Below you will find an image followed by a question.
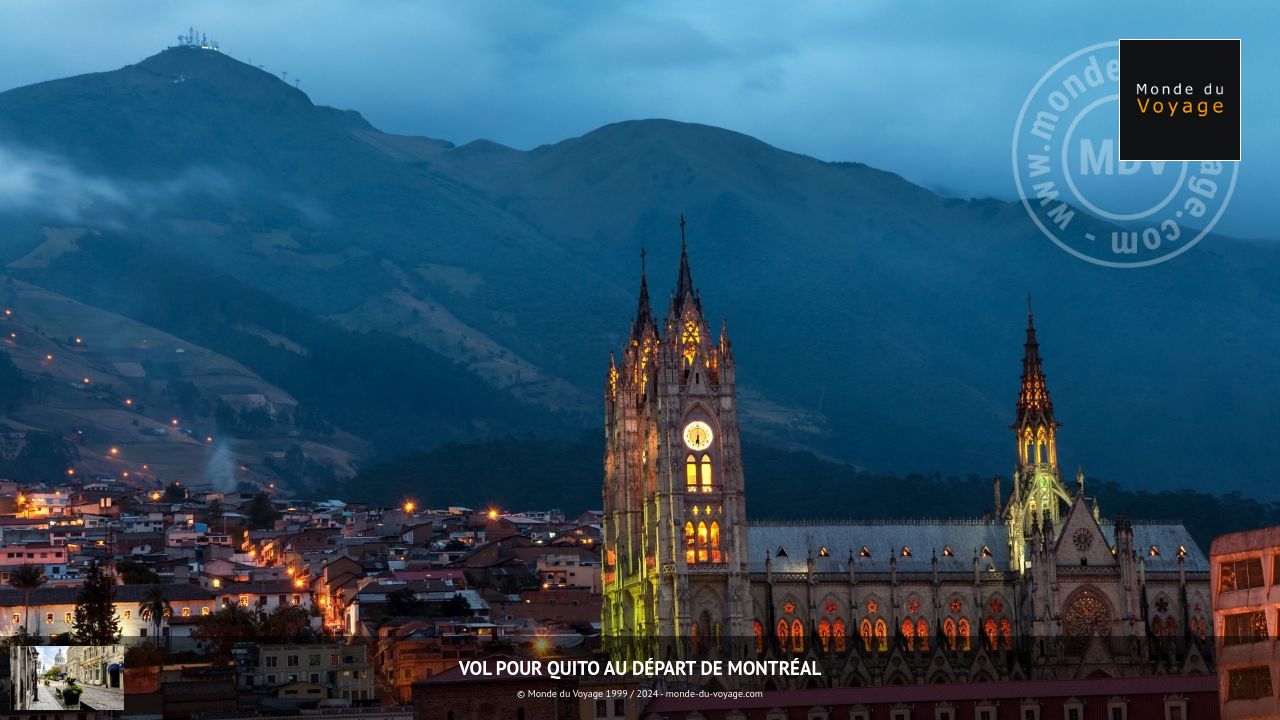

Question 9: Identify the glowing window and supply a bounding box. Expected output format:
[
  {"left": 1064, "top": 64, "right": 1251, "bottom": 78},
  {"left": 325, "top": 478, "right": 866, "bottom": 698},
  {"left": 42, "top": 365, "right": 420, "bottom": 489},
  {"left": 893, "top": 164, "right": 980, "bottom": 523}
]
[
  {"left": 944, "top": 617, "right": 957, "bottom": 651},
  {"left": 833, "top": 618, "right": 846, "bottom": 652},
  {"left": 902, "top": 619, "right": 916, "bottom": 651},
  {"left": 859, "top": 546, "right": 871, "bottom": 558},
  {"left": 791, "top": 618, "right": 804, "bottom": 652},
  {"left": 984, "top": 618, "right": 998, "bottom": 650},
  {"left": 777, "top": 619, "right": 789, "bottom": 645},
  {"left": 818, "top": 619, "right": 831, "bottom": 652},
  {"left": 874, "top": 618, "right": 888, "bottom": 652},
  {"left": 685, "top": 455, "right": 697, "bottom": 491},
  {"left": 684, "top": 522, "right": 696, "bottom": 564},
  {"left": 696, "top": 522, "right": 709, "bottom": 562},
  {"left": 917, "top": 618, "right": 929, "bottom": 652},
  {"left": 1000, "top": 617, "right": 1013, "bottom": 649},
  {"left": 754, "top": 620, "right": 763, "bottom": 654},
  {"left": 700, "top": 455, "right": 713, "bottom": 491},
  {"left": 859, "top": 619, "right": 873, "bottom": 652},
  {"left": 958, "top": 618, "right": 971, "bottom": 651},
  {"left": 182, "top": 607, "right": 191, "bottom": 617},
  {"left": 709, "top": 522, "right": 722, "bottom": 563}
]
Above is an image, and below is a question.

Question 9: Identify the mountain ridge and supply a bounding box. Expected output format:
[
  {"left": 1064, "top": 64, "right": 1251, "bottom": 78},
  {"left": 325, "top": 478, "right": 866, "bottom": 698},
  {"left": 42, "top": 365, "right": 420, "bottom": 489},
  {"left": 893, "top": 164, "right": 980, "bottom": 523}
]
[{"left": 1, "top": 46, "right": 1277, "bottom": 498}]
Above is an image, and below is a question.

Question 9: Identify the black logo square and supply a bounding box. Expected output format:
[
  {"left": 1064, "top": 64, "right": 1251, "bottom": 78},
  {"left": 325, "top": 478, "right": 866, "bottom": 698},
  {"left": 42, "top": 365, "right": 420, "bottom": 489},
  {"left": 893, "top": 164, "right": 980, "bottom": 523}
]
[{"left": 1119, "top": 39, "right": 1240, "bottom": 161}]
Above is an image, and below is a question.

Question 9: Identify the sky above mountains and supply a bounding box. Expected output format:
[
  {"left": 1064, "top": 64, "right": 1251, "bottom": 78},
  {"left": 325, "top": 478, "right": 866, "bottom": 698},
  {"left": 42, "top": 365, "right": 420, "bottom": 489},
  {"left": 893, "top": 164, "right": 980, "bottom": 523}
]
[{"left": 0, "top": 1, "right": 1272, "bottom": 238}]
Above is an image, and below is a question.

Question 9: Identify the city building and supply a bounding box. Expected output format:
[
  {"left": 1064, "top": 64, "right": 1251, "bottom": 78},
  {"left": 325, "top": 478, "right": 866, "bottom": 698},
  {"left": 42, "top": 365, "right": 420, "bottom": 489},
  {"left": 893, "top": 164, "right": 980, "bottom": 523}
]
[
  {"left": 239, "top": 643, "right": 375, "bottom": 703},
  {"left": 1210, "top": 526, "right": 1280, "bottom": 718},
  {"left": 64, "top": 645, "right": 124, "bottom": 689},
  {"left": 602, "top": 232, "right": 1213, "bottom": 684}
]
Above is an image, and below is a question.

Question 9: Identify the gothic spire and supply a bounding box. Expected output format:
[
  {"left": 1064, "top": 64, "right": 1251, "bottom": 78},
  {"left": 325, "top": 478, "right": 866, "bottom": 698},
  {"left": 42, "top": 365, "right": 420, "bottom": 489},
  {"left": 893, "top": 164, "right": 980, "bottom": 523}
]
[
  {"left": 631, "top": 247, "right": 655, "bottom": 339},
  {"left": 1015, "top": 296, "right": 1058, "bottom": 430},
  {"left": 669, "top": 214, "right": 701, "bottom": 320}
]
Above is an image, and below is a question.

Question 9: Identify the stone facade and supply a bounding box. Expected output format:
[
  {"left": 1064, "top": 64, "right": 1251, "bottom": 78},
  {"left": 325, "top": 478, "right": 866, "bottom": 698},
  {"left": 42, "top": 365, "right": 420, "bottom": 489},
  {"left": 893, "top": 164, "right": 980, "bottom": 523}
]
[{"left": 602, "top": 231, "right": 1212, "bottom": 686}]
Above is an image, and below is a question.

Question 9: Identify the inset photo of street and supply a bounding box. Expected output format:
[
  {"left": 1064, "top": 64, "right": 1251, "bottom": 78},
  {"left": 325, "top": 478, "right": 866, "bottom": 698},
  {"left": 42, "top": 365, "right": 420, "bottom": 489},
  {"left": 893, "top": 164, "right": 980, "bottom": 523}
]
[{"left": 7, "top": 645, "right": 124, "bottom": 712}]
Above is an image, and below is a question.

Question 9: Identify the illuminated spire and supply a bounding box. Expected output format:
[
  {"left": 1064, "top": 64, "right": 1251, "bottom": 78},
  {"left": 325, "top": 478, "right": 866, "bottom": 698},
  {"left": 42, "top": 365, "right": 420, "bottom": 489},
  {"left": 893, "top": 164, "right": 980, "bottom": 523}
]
[
  {"left": 631, "top": 247, "right": 655, "bottom": 339},
  {"left": 670, "top": 214, "right": 701, "bottom": 319},
  {"left": 1015, "top": 296, "right": 1058, "bottom": 430}
]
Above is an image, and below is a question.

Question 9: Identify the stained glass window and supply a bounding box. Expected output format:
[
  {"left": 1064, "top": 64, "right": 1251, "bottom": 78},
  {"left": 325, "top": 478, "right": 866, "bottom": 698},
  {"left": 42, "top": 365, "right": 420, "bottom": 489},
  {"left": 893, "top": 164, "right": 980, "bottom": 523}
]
[
  {"left": 902, "top": 619, "right": 916, "bottom": 651},
  {"left": 874, "top": 618, "right": 888, "bottom": 652},
  {"left": 709, "top": 522, "right": 721, "bottom": 563},
  {"left": 685, "top": 455, "right": 697, "bottom": 491},
  {"left": 833, "top": 619, "right": 846, "bottom": 652},
  {"left": 791, "top": 619, "right": 804, "bottom": 652},
  {"left": 1000, "top": 618, "right": 1013, "bottom": 650},
  {"left": 1064, "top": 589, "right": 1111, "bottom": 638},
  {"left": 754, "top": 620, "right": 763, "bottom": 654},
  {"left": 696, "top": 522, "right": 709, "bottom": 562},
  {"left": 700, "top": 455, "right": 713, "bottom": 492},
  {"left": 684, "top": 522, "right": 695, "bottom": 564},
  {"left": 824, "top": 599, "right": 838, "bottom": 615},
  {"left": 958, "top": 618, "right": 971, "bottom": 651},
  {"left": 777, "top": 619, "right": 789, "bottom": 645},
  {"left": 984, "top": 618, "right": 998, "bottom": 650},
  {"left": 917, "top": 619, "right": 929, "bottom": 652},
  {"left": 818, "top": 620, "right": 831, "bottom": 652},
  {"left": 944, "top": 618, "right": 957, "bottom": 651},
  {"left": 859, "top": 619, "right": 873, "bottom": 652}
]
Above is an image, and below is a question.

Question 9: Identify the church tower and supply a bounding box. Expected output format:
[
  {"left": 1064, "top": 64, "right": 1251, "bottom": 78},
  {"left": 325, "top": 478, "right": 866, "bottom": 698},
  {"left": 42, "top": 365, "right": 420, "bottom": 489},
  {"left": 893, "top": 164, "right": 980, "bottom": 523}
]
[
  {"left": 603, "top": 218, "right": 753, "bottom": 659},
  {"left": 1005, "top": 300, "right": 1071, "bottom": 573}
]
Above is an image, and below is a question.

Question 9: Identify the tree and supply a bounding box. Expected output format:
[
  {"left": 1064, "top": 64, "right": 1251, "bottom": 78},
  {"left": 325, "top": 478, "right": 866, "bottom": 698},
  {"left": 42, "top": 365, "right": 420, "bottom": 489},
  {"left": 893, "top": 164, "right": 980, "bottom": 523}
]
[
  {"left": 70, "top": 561, "right": 120, "bottom": 644},
  {"left": 205, "top": 498, "right": 224, "bottom": 522},
  {"left": 116, "top": 559, "right": 161, "bottom": 585},
  {"left": 163, "top": 481, "right": 185, "bottom": 503},
  {"left": 138, "top": 583, "right": 173, "bottom": 647},
  {"left": 246, "top": 493, "right": 280, "bottom": 529},
  {"left": 191, "top": 603, "right": 257, "bottom": 664},
  {"left": 259, "top": 604, "right": 317, "bottom": 643},
  {"left": 8, "top": 563, "right": 46, "bottom": 637}
]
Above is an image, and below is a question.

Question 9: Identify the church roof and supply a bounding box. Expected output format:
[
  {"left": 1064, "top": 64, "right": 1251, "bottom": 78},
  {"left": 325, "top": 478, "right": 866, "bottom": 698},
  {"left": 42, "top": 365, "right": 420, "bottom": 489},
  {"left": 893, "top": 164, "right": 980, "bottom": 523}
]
[
  {"left": 747, "top": 520, "right": 1010, "bottom": 574},
  {"left": 1100, "top": 521, "right": 1209, "bottom": 572},
  {"left": 747, "top": 519, "right": 1209, "bottom": 573}
]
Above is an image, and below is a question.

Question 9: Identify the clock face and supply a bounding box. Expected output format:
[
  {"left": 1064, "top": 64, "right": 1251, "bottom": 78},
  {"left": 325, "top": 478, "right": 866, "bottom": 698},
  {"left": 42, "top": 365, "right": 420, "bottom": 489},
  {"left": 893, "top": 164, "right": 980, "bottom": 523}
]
[{"left": 683, "top": 421, "right": 714, "bottom": 450}]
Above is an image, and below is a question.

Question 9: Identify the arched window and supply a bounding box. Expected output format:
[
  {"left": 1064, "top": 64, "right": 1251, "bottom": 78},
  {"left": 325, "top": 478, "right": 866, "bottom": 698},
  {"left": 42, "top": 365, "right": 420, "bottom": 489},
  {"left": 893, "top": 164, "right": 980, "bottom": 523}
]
[
  {"left": 859, "top": 619, "right": 873, "bottom": 652},
  {"left": 1153, "top": 618, "right": 1164, "bottom": 640},
  {"left": 874, "top": 618, "right": 888, "bottom": 652},
  {"left": 917, "top": 618, "right": 929, "bottom": 652},
  {"left": 690, "top": 621, "right": 700, "bottom": 654},
  {"left": 791, "top": 619, "right": 804, "bottom": 653},
  {"left": 818, "top": 620, "right": 831, "bottom": 652},
  {"left": 1164, "top": 617, "right": 1177, "bottom": 639},
  {"left": 684, "top": 522, "right": 696, "bottom": 564},
  {"left": 943, "top": 618, "right": 957, "bottom": 651},
  {"left": 777, "top": 619, "right": 789, "bottom": 647},
  {"left": 700, "top": 454, "right": 713, "bottom": 492},
  {"left": 902, "top": 619, "right": 916, "bottom": 651},
  {"left": 833, "top": 618, "right": 846, "bottom": 652},
  {"left": 984, "top": 618, "right": 998, "bottom": 650},
  {"left": 958, "top": 618, "right": 971, "bottom": 652},
  {"left": 685, "top": 455, "right": 697, "bottom": 491},
  {"left": 709, "top": 522, "right": 722, "bottom": 563},
  {"left": 999, "top": 618, "right": 1013, "bottom": 650},
  {"left": 696, "top": 522, "right": 708, "bottom": 562},
  {"left": 753, "top": 620, "right": 763, "bottom": 654}
]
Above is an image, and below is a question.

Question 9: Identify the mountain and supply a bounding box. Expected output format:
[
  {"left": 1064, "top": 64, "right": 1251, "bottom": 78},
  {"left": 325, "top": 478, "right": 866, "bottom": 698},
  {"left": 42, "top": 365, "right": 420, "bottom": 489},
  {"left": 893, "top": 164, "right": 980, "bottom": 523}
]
[{"left": 2, "top": 46, "right": 1279, "bottom": 497}]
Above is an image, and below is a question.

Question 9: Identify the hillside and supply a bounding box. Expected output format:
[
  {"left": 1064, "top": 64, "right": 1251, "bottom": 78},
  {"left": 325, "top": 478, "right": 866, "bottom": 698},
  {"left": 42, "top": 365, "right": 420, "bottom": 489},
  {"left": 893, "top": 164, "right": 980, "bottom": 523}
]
[
  {"left": 1, "top": 46, "right": 1279, "bottom": 497},
  {"left": 0, "top": 272, "right": 362, "bottom": 492}
]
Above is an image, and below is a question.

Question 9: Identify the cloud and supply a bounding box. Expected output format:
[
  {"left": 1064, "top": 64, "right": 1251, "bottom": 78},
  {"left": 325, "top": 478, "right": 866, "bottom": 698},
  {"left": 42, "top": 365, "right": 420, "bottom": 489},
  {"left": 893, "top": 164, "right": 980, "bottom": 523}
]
[{"left": 0, "top": 143, "right": 235, "bottom": 222}]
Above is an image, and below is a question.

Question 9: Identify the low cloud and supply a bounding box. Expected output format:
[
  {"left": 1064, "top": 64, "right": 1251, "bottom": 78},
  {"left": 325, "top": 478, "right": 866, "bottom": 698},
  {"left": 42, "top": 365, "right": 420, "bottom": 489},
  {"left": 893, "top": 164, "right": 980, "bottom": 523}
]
[{"left": 0, "top": 143, "right": 235, "bottom": 222}]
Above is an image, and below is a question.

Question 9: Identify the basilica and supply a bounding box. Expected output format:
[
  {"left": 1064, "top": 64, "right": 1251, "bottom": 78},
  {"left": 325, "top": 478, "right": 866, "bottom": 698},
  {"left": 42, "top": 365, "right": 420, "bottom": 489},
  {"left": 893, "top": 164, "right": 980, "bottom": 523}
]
[{"left": 601, "top": 224, "right": 1212, "bottom": 685}]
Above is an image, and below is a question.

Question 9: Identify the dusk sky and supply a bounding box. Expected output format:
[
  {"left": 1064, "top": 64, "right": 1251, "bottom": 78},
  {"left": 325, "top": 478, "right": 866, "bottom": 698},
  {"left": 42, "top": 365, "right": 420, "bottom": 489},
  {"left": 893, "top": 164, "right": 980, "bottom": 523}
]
[{"left": 0, "top": 1, "right": 1272, "bottom": 238}]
